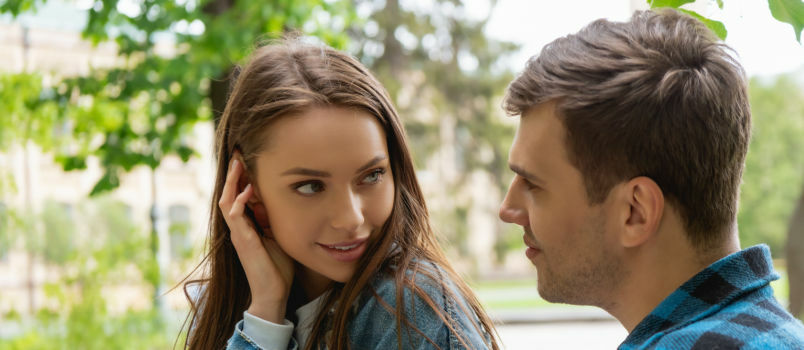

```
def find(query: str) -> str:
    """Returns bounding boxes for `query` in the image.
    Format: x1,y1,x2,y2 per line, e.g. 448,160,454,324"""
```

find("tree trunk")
787,188,804,318
203,0,236,130
210,68,233,130
378,0,404,79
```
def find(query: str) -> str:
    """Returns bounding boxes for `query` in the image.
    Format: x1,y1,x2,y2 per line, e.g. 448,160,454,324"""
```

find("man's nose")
499,187,528,226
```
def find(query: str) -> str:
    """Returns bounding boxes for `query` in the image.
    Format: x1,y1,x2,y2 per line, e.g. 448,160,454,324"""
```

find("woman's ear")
233,151,271,230
248,200,271,230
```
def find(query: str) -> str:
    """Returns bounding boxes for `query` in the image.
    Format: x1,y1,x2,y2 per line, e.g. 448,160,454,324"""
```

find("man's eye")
521,177,538,190
295,182,324,195
361,168,386,184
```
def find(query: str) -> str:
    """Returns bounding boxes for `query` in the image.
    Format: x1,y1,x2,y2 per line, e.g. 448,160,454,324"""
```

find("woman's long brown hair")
180,38,500,350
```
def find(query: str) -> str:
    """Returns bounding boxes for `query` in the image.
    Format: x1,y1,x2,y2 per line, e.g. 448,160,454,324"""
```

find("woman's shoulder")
370,258,454,298
348,259,488,349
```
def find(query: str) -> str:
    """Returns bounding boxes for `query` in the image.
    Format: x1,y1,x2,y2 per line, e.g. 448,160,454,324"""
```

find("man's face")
499,101,624,306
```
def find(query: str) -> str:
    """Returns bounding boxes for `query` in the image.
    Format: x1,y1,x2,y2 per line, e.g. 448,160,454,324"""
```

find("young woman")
182,39,499,350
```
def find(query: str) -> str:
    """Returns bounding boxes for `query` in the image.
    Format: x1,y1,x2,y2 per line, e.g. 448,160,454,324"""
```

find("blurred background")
0,0,802,348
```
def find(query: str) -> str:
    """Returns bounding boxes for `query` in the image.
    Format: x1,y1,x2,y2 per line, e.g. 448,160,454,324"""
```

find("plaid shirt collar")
621,244,779,346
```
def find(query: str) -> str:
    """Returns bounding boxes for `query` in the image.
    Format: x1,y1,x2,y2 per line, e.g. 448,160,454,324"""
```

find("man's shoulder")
652,294,804,349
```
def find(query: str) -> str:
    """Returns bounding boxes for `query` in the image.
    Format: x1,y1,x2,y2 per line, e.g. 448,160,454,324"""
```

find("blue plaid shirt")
620,245,804,349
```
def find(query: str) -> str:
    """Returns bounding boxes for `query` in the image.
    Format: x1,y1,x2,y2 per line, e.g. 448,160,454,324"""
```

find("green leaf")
56,155,88,171
89,169,120,196
176,145,195,162
768,0,804,42
678,8,728,39
647,0,696,8
645,0,727,39
0,0,42,16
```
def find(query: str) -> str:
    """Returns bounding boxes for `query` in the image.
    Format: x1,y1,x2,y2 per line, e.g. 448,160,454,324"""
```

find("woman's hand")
219,154,295,323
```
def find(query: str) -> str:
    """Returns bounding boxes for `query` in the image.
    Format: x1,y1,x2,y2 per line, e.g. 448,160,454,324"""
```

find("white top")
243,294,326,350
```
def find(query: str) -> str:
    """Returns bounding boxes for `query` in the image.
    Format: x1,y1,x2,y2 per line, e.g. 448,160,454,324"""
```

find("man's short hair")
503,9,751,250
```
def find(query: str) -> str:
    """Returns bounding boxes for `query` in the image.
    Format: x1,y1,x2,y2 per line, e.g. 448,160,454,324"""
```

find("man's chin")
536,276,575,304
536,282,555,302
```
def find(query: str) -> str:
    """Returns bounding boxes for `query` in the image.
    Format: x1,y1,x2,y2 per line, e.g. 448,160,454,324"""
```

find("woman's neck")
297,266,333,302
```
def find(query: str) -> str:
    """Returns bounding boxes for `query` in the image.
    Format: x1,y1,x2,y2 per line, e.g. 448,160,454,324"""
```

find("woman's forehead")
255,107,390,174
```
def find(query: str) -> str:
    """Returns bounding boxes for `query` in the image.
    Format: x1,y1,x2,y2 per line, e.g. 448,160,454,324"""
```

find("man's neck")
606,232,740,332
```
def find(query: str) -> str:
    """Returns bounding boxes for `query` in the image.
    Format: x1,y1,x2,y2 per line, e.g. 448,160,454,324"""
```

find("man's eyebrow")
509,164,544,184
280,155,387,177
355,155,387,174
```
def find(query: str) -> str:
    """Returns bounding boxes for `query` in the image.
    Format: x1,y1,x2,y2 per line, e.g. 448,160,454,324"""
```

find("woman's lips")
318,238,368,262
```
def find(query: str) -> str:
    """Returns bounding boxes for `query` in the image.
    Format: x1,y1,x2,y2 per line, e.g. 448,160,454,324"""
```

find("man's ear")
618,176,664,248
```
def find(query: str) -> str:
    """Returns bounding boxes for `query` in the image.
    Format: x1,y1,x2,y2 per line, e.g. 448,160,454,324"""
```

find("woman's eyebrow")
281,168,331,177
280,155,387,177
355,155,387,174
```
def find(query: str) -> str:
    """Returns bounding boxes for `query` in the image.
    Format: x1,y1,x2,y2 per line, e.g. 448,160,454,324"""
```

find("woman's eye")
361,169,385,184
295,181,324,195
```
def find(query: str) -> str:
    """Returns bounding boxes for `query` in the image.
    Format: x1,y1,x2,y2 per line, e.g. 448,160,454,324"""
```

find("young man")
498,9,804,349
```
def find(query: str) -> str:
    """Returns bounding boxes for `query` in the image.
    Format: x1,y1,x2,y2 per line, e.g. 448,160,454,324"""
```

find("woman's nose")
330,191,365,233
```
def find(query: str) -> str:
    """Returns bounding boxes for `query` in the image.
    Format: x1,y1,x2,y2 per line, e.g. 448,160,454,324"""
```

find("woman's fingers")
220,157,262,255
220,162,253,242
262,234,294,287
218,154,292,323
218,157,240,211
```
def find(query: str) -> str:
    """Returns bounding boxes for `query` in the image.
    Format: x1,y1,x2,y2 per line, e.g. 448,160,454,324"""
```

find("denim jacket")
227,261,491,349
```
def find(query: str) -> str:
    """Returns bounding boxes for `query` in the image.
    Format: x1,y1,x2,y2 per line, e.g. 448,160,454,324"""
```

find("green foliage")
769,0,804,42
647,0,727,39
0,0,45,16
0,74,59,151
677,8,728,39
649,0,804,42
649,0,697,8
738,76,804,255
0,197,171,349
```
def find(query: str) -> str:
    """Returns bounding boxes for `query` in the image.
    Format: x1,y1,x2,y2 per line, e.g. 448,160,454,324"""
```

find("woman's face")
248,106,395,295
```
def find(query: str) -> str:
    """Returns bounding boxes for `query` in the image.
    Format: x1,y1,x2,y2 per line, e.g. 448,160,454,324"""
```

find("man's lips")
522,227,541,261
522,227,539,249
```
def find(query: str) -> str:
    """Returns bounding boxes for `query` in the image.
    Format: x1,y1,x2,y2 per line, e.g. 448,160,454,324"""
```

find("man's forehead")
508,130,546,181
509,102,570,180
514,108,558,152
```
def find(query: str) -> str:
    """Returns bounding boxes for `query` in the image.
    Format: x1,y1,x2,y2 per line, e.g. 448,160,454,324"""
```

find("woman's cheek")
373,181,395,225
